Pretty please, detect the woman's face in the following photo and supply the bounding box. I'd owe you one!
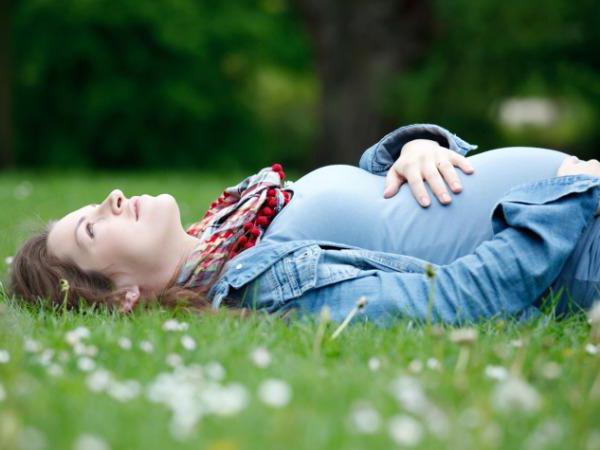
[47,189,183,281]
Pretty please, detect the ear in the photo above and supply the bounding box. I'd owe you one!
[119,285,140,313]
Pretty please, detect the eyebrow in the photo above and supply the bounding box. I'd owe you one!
[74,216,86,249]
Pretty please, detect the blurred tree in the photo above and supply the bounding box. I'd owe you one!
[0,0,14,169]
[6,0,600,171]
[383,0,600,158]
[11,0,314,170]
[294,0,434,167]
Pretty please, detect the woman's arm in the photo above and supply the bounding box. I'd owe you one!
[262,174,600,325]
[358,124,478,206]
[359,124,478,173]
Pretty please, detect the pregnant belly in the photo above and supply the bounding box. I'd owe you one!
[262,147,568,264]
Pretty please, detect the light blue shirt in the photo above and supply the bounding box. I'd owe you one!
[262,147,567,263]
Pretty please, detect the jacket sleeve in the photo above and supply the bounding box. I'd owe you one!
[276,175,600,325]
[358,123,479,176]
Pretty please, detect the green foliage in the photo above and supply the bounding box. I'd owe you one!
[9,0,600,169]
[12,0,316,170]
[383,0,600,157]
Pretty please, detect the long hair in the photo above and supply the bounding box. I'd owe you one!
[7,222,219,313]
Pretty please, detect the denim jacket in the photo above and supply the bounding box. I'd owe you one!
[208,124,600,325]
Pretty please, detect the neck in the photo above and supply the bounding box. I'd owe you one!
[141,230,200,296]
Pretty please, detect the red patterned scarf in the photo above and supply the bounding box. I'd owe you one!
[175,163,293,291]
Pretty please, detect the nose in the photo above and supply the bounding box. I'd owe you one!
[100,189,127,215]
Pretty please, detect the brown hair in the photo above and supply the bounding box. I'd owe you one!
[7,222,221,313]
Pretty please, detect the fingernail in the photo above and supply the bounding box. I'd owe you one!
[441,193,451,203]
[452,182,462,191]
[420,196,430,206]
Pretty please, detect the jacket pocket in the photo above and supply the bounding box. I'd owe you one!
[261,244,363,304]
[254,244,323,306]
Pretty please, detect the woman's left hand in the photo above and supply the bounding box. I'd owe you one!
[383,139,475,206]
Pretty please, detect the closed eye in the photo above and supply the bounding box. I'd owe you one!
[86,222,94,238]
[85,203,99,238]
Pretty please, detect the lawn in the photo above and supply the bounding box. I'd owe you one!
[1,171,599,450]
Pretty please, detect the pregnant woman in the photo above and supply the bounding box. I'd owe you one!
[8,124,600,325]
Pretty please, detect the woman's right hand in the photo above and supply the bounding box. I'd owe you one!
[557,156,600,178]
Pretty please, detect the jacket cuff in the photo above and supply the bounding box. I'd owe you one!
[358,123,478,176]
[491,175,600,235]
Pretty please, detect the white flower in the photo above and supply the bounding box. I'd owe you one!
[204,362,225,381]
[390,376,428,414]
[368,357,381,371]
[4,256,13,266]
[86,369,113,392]
[65,326,90,345]
[77,357,96,372]
[588,301,600,326]
[74,343,98,357]
[426,358,441,370]
[0,349,10,363]
[258,379,292,408]
[162,319,189,332]
[484,365,509,381]
[0,382,5,401]
[408,359,423,374]
[73,433,110,450]
[348,402,381,434]
[250,347,271,368]
[37,349,54,367]
[166,353,183,368]
[23,338,41,353]
[139,340,154,353]
[510,339,524,348]
[491,376,541,413]
[146,364,248,441]
[107,380,141,402]
[117,337,132,350]
[540,361,561,380]
[585,343,598,355]
[201,383,248,416]
[449,328,478,345]
[180,335,196,351]
[47,364,64,377]
[388,415,424,447]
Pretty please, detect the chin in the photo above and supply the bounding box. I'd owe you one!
[157,193,181,221]
[158,193,178,211]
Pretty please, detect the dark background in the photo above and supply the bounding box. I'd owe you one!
[0,0,599,173]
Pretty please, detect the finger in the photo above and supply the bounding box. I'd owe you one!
[424,164,451,204]
[405,169,431,207]
[450,153,475,174]
[384,169,406,198]
[436,159,463,193]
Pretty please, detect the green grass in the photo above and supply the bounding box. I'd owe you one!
[1,171,600,450]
